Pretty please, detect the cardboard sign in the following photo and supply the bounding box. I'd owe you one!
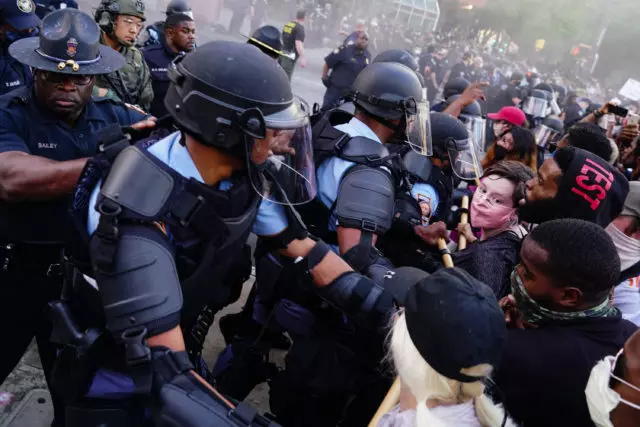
[619,78,640,101]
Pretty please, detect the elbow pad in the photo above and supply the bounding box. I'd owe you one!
[91,225,182,339]
[318,271,395,329]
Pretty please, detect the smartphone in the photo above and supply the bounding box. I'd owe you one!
[608,105,629,118]
[627,114,640,126]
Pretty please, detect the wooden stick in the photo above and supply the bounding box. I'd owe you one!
[458,195,470,251]
[367,378,401,427]
[368,238,454,427]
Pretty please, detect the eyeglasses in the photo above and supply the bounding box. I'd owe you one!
[39,71,93,86]
[610,348,640,410]
[118,16,144,32]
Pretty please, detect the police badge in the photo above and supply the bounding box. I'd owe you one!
[66,37,78,58]
[17,0,34,13]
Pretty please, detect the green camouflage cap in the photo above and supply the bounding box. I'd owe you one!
[112,0,146,20]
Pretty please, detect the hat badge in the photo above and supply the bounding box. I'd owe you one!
[66,38,78,58]
[17,0,34,13]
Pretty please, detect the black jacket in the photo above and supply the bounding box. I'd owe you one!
[494,315,637,427]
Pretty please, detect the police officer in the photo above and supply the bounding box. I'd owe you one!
[264,63,427,427]
[142,12,195,117]
[0,0,40,95]
[490,70,523,112]
[431,76,470,112]
[35,0,78,19]
[139,0,192,48]
[0,8,150,422]
[94,0,154,111]
[320,30,371,112]
[279,9,306,80]
[54,40,398,426]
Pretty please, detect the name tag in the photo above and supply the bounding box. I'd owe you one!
[151,68,167,73]
[5,80,20,88]
[38,142,58,149]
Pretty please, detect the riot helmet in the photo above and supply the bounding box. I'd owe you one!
[533,116,564,149]
[372,49,425,87]
[446,94,486,153]
[534,82,554,98]
[95,0,146,35]
[166,0,193,18]
[443,77,470,99]
[351,62,431,156]
[430,112,482,180]
[165,41,315,205]
[522,89,549,118]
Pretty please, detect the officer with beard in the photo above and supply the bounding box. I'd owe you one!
[94,0,153,111]
[142,12,196,117]
[0,0,40,95]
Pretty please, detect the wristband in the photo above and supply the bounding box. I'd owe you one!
[307,240,331,270]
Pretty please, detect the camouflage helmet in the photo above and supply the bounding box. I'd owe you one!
[96,0,146,24]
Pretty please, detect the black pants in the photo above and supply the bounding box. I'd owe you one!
[0,259,64,423]
[278,56,297,81]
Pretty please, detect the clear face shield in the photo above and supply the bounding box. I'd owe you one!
[533,124,560,149]
[459,114,487,153]
[247,96,317,205]
[446,136,483,181]
[404,93,433,157]
[522,96,548,118]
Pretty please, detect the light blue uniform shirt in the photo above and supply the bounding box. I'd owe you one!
[87,131,288,236]
[84,131,288,399]
[316,117,382,237]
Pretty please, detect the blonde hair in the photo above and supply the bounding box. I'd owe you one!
[389,313,515,427]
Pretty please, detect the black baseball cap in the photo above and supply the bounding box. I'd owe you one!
[402,268,506,383]
[1,0,41,31]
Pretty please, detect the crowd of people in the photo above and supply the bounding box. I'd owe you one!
[0,1,640,427]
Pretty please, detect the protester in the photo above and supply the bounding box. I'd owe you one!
[556,122,613,161]
[456,161,534,298]
[610,182,640,326]
[495,219,638,427]
[487,105,527,140]
[586,328,640,427]
[380,267,515,427]
[482,126,538,171]
[519,146,629,226]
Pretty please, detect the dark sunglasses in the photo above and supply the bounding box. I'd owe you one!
[39,71,93,86]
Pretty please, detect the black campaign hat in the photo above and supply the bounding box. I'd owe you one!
[9,8,125,75]
[244,25,287,59]
[403,268,506,383]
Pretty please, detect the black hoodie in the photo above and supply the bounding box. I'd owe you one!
[494,314,637,427]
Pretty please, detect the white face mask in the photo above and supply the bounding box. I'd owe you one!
[606,224,640,271]
[585,350,640,427]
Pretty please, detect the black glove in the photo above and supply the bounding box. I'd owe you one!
[322,76,331,88]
